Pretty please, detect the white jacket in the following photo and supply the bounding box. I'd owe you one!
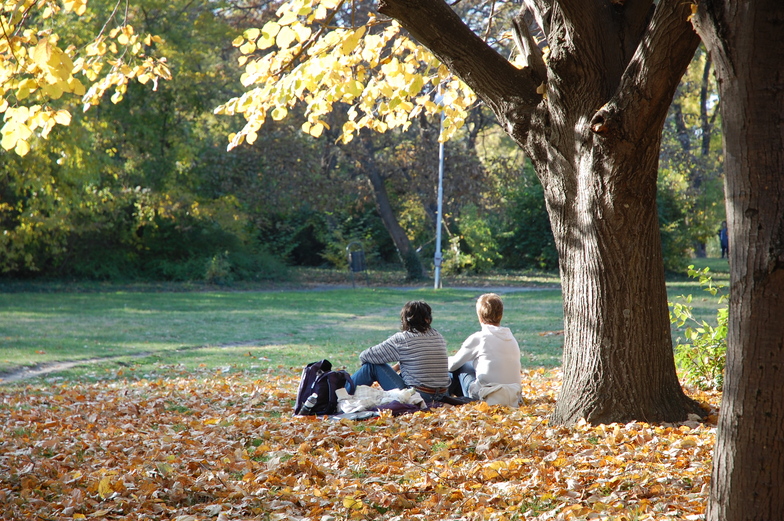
[448,324,522,407]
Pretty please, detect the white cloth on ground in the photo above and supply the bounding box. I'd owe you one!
[336,385,426,413]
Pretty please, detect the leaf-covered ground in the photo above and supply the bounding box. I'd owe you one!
[0,368,720,521]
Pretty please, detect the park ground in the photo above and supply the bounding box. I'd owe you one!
[0,260,728,520]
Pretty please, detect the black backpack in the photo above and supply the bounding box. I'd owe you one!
[294,359,353,415]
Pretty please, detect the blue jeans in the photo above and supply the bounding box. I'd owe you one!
[348,363,406,393]
[349,363,445,402]
[449,361,476,397]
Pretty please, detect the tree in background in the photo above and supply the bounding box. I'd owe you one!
[658,45,724,267]
[691,2,784,519]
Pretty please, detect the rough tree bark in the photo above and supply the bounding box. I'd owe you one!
[378,0,706,424]
[691,2,784,519]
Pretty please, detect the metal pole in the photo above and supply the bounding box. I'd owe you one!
[434,100,445,289]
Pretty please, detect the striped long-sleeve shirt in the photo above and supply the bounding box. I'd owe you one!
[359,329,451,390]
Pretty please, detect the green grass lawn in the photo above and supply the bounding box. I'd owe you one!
[0,260,729,384]
[0,286,565,382]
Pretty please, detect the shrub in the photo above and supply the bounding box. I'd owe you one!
[669,265,728,391]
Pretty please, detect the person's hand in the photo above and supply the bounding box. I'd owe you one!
[391,362,400,372]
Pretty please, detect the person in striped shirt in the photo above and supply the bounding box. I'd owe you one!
[348,300,451,402]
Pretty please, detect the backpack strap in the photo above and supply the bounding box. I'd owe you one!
[326,370,354,415]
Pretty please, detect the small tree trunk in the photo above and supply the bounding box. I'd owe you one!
[692,2,784,519]
[366,166,426,280]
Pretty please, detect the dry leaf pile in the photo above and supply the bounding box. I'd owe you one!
[0,367,720,521]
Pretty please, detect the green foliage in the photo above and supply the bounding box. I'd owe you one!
[657,179,693,273]
[658,45,725,262]
[494,164,558,270]
[669,265,728,390]
[442,204,500,274]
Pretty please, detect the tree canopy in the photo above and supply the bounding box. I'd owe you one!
[0,0,171,156]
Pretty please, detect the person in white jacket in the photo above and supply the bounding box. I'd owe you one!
[448,293,522,407]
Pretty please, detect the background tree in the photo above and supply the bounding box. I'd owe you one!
[226,0,706,423]
[691,2,784,520]
[658,45,724,268]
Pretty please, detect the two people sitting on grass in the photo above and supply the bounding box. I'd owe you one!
[347,294,521,407]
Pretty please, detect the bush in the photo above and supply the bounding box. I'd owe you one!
[494,171,558,271]
[669,265,728,391]
[442,205,501,274]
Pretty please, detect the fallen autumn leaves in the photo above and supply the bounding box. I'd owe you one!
[0,367,720,521]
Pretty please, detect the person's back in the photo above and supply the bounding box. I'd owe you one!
[448,293,522,407]
[349,300,450,402]
[468,323,521,386]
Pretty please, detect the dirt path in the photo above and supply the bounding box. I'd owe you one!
[0,341,263,385]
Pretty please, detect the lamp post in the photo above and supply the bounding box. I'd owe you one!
[433,89,445,290]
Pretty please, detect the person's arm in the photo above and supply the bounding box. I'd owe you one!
[447,334,480,371]
[359,333,401,365]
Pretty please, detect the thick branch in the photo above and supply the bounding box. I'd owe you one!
[590,0,700,141]
[377,0,543,117]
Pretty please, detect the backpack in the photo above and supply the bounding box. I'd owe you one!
[294,359,354,416]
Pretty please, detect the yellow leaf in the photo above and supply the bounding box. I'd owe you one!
[258,35,276,50]
[16,79,38,100]
[262,21,281,39]
[98,477,113,499]
[278,10,299,26]
[271,106,288,121]
[276,26,297,49]
[341,26,366,55]
[53,110,71,125]
[293,24,312,43]
[308,121,324,137]
[41,81,65,99]
[203,418,221,425]
[244,28,260,41]
[240,41,256,54]
[343,497,363,509]
[69,77,86,96]
[14,139,30,156]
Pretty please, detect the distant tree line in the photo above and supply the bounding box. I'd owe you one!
[0,0,722,283]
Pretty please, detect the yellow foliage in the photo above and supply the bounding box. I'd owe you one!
[0,0,171,156]
[216,0,477,150]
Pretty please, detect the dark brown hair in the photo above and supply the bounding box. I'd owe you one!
[400,301,432,333]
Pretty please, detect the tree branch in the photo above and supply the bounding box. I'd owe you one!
[512,13,547,82]
[589,0,700,141]
[522,0,553,38]
[377,0,544,127]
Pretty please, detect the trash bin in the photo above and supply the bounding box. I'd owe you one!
[346,242,369,288]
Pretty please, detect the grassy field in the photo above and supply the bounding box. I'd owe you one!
[0,259,728,385]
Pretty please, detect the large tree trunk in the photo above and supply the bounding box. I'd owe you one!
[380,0,705,424]
[692,2,784,519]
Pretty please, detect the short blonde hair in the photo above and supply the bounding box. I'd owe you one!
[476,293,503,325]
